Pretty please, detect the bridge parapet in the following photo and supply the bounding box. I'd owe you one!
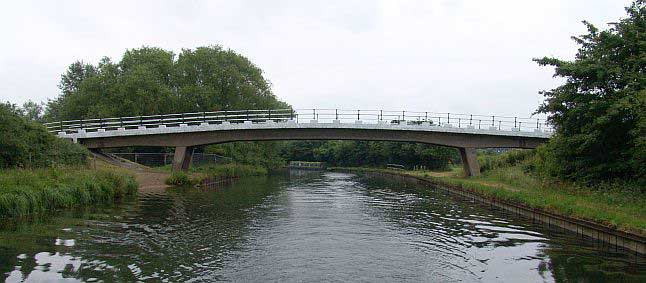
[44,108,553,135]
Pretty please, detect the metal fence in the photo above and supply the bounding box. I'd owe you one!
[44,108,553,133]
[111,152,231,167]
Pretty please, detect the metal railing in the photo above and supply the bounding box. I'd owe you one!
[44,108,553,134]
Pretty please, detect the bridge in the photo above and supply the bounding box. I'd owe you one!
[45,109,553,176]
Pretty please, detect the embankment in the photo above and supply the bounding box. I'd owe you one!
[333,167,646,254]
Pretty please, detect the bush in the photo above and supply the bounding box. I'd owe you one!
[202,163,268,179]
[478,150,535,173]
[165,172,193,186]
[0,102,88,169]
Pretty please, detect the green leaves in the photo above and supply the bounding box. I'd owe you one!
[46,45,288,121]
[535,1,645,184]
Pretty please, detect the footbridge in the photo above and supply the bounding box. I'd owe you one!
[45,109,553,176]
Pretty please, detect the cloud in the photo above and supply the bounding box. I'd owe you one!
[0,0,631,117]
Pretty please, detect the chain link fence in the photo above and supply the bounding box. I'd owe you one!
[110,152,231,167]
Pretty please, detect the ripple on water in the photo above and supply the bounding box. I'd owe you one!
[1,172,644,282]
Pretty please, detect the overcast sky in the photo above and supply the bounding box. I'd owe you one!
[0,0,631,117]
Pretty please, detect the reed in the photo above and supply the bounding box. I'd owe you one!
[0,167,137,218]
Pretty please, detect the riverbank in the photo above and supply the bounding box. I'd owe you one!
[332,166,645,253]
[165,163,268,187]
[0,167,137,218]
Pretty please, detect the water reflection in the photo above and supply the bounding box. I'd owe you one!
[0,172,644,282]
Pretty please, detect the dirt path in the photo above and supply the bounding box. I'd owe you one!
[93,157,171,193]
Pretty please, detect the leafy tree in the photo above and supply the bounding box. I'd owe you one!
[0,102,87,168]
[45,45,288,121]
[534,0,645,184]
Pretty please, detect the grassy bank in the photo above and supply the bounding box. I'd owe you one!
[0,168,138,218]
[335,165,646,236]
[165,163,268,186]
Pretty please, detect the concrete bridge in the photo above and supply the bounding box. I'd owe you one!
[46,109,553,176]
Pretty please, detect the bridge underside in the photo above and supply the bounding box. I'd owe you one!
[77,128,547,177]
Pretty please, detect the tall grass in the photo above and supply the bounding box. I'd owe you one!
[0,168,137,218]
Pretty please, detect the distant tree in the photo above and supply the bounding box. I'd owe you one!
[19,100,45,122]
[534,1,645,183]
[45,45,288,121]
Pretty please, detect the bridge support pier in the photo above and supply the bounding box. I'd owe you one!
[459,147,480,177]
[172,146,194,172]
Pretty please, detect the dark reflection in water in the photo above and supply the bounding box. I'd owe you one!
[0,171,644,282]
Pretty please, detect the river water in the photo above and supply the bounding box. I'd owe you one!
[0,171,644,282]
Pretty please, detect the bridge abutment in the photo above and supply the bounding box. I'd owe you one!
[172,146,194,172]
[459,147,480,177]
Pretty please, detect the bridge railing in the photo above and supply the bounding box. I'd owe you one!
[44,108,553,134]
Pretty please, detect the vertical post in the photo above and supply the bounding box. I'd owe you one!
[425,112,428,121]
[458,118,461,128]
[335,109,338,120]
[204,111,207,123]
[492,116,495,126]
[536,119,539,130]
[469,115,472,126]
[402,111,405,121]
[519,122,522,130]
[478,119,481,129]
[514,117,517,128]
[119,117,123,128]
[268,109,271,121]
[60,120,63,132]
[81,119,84,130]
[498,121,501,130]
[357,110,360,120]
[447,113,450,124]
[172,146,195,172]
[380,110,383,121]
[459,147,480,177]
[313,109,316,120]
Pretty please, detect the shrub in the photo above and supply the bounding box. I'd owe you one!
[165,172,193,186]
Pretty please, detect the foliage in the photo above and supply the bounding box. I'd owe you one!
[204,142,285,169]
[165,172,194,187]
[45,45,288,121]
[534,1,645,184]
[281,140,460,170]
[0,102,88,168]
[164,164,267,187]
[0,168,137,218]
[200,163,268,179]
[478,149,535,173]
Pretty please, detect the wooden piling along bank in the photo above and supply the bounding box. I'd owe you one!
[337,169,645,255]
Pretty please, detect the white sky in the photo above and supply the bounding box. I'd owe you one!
[0,0,631,117]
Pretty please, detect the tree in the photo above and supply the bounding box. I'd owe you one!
[0,102,87,168]
[45,45,288,121]
[534,0,645,184]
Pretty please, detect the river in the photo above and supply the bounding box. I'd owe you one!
[1,171,644,282]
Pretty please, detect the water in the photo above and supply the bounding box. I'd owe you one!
[1,171,644,282]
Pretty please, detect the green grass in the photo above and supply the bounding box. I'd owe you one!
[335,165,646,236]
[164,163,268,187]
[0,167,138,218]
